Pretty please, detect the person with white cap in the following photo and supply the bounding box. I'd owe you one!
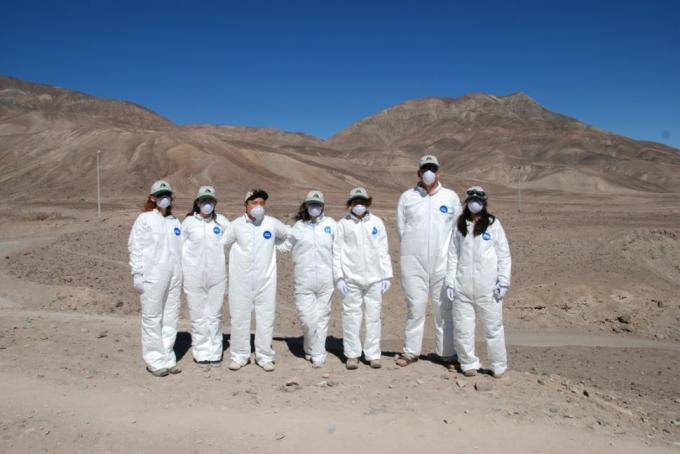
[278,190,336,368]
[445,186,511,378]
[333,187,393,370]
[128,180,183,377]
[224,189,292,372]
[181,186,231,368]
[396,154,461,367]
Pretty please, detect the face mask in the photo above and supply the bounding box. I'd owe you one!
[308,206,323,218]
[351,204,367,216]
[249,205,265,221]
[422,170,436,186]
[468,201,484,214]
[156,196,171,209]
[200,203,214,216]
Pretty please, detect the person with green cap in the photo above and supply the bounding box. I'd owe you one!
[278,190,337,368]
[333,187,393,370]
[224,189,292,372]
[396,154,461,367]
[128,180,183,377]
[181,185,231,368]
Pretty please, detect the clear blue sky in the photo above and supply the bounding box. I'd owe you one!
[1,0,679,148]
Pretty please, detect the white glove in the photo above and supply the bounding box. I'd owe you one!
[381,279,391,294]
[336,279,348,298]
[133,274,144,294]
[494,284,508,301]
[446,286,456,301]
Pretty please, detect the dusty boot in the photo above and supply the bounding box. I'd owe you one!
[492,371,505,379]
[463,369,477,377]
[228,361,243,371]
[346,358,359,370]
[146,366,169,377]
[167,365,182,374]
[258,361,276,372]
[369,359,382,369]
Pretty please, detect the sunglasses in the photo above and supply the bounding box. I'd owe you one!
[466,188,486,199]
[420,164,439,173]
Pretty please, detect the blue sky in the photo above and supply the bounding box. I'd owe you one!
[1,0,679,147]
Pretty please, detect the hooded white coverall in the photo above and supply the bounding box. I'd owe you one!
[128,209,183,371]
[279,215,337,363]
[225,214,291,366]
[397,183,461,358]
[333,212,393,361]
[445,217,511,374]
[181,213,231,362]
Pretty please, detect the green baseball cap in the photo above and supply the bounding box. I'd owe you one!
[304,190,325,204]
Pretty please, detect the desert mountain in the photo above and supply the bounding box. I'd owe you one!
[1,76,679,203]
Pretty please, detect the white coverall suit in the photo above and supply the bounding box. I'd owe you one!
[445,218,512,375]
[279,215,337,363]
[181,213,231,362]
[397,183,461,358]
[225,214,291,366]
[333,213,393,361]
[128,209,183,371]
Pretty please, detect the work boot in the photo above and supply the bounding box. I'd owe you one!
[258,361,276,372]
[167,365,182,374]
[369,359,382,369]
[463,369,477,377]
[146,366,169,377]
[311,360,325,369]
[346,358,359,370]
[228,361,243,371]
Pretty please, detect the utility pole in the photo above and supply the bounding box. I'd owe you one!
[517,165,522,213]
[97,149,101,218]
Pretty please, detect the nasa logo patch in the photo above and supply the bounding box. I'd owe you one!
[483,232,491,241]
[439,205,448,213]
[173,227,181,236]
[213,226,221,235]
[324,226,332,234]
[263,230,272,240]
[371,226,378,236]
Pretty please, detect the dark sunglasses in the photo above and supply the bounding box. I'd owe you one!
[420,164,439,173]
[466,188,486,199]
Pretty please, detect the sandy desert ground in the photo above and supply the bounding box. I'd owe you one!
[1,188,679,453]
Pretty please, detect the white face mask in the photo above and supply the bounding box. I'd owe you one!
[156,196,171,209]
[422,170,437,186]
[468,201,484,214]
[249,205,265,221]
[307,205,323,218]
[351,204,367,216]
[200,203,214,216]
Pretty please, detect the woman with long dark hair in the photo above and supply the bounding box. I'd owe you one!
[181,186,231,368]
[128,180,183,377]
[278,190,336,368]
[445,186,512,378]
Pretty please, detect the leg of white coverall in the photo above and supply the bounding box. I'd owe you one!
[228,279,253,365]
[452,298,480,372]
[311,284,333,363]
[140,278,169,371]
[254,277,276,364]
[363,282,383,361]
[159,272,181,369]
[206,279,226,361]
[432,274,455,359]
[478,297,507,375]
[342,282,363,359]
[186,284,210,362]
[294,290,317,357]
[401,262,429,357]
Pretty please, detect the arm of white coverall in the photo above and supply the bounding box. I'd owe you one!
[444,227,459,289]
[128,214,147,276]
[396,192,406,242]
[378,218,393,279]
[332,220,345,283]
[493,219,512,288]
